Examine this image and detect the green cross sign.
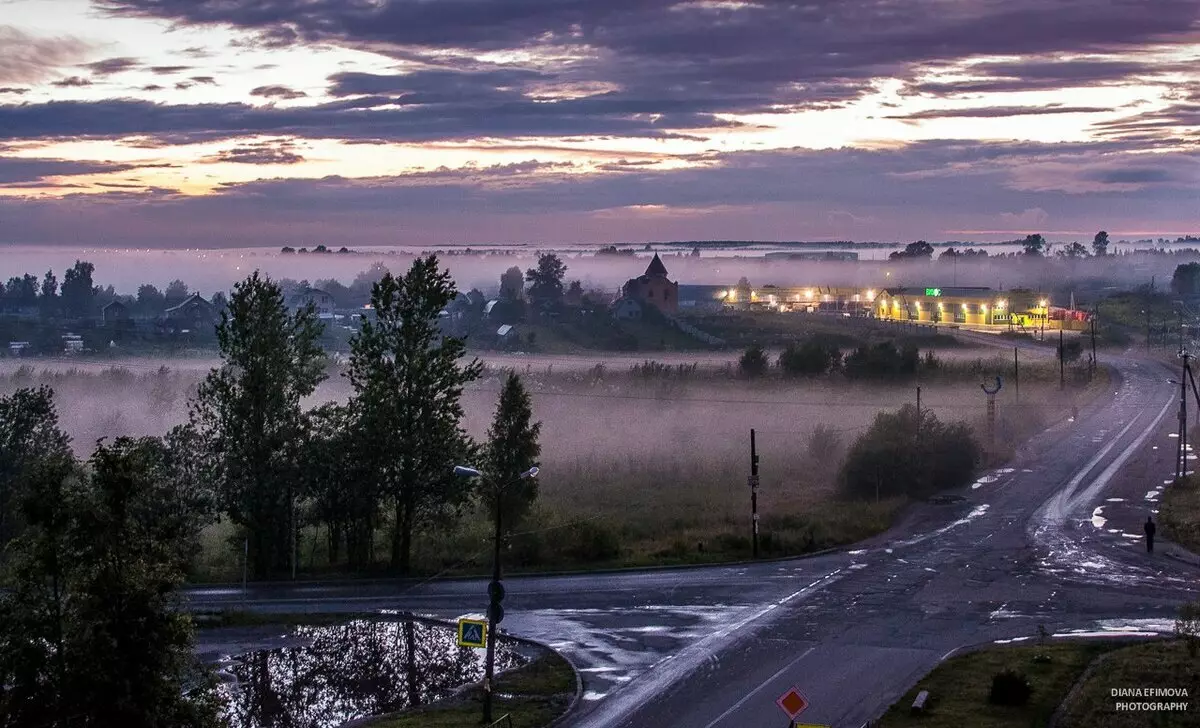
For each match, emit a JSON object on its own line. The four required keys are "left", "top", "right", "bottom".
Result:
{"left": 924, "top": 288, "right": 942, "bottom": 297}
{"left": 457, "top": 618, "right": 487, "bottom": 648}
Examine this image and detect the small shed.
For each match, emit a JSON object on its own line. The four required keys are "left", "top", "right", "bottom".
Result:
{"left": 102, "top": 300, "right": 129, "bottom": 325}
{"left": 611, "top": 297, "right": 643, "bottom": 321}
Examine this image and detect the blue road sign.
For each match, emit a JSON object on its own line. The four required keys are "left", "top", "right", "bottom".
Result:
{"left": 457, "top": 618, "right": 487, "bottom": 648}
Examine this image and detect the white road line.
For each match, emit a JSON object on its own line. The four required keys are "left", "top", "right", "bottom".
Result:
{"left": 701, "top": 646, "right": 817, "bottom": 728}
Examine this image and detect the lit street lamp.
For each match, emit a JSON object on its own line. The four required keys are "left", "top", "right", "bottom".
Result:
{"left": 453, "top": 463, "right": 540, "bottom": 724}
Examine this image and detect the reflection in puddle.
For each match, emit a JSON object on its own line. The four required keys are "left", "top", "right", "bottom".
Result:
{"left": 218, "top": 618, "right": 526, "bottom": 728}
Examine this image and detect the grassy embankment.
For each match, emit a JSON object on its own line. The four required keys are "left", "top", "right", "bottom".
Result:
{"left": 363, "top": 650, "right": 576, "bottom": 728}
{"left": 878, "top": 639, "right": 1199, "bottom": 728}
{"left": 1160, "top": 475, "right": 1200, "bottom": 554}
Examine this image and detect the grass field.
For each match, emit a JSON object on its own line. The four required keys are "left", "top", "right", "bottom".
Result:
{"left": 1054, "top": 640, "right": 1200, "bottom": 727}
{"left": 877, "top": 641, "right": 1124, "bottom": 728}
{"left": 365, "top": 650, "right": 575, "bottom": 728}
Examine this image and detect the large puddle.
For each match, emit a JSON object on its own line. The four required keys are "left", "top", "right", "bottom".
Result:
{"left": 217, "top": 618, "right": 528, "bottom": 728}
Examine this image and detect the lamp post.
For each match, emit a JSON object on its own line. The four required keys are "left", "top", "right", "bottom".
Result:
{"left": 453, "top": 463, "right": 540, "bottom": 724}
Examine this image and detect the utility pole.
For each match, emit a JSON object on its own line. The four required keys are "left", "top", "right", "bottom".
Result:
{"left": 749, "top": 428, "right": 759, "bottom": 559}
{"left": 1090, "top": 311, "right": 1098, "bottom": 380}
{"left": 1178, "top": 352, "right": 1190, "bottom": 481}
{"left": 1059, "top": 329, "right": 1065, "bottom": 389}
{"left": 1014, "top": 347, "right": 1019, "bottom": 404}
{"left": 1146, "top": 309, "right": 1152, "bottom": 351}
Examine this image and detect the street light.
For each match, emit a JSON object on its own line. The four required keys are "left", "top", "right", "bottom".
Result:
{"left": 453, "top": 463, "right": 539, "bottom": 724}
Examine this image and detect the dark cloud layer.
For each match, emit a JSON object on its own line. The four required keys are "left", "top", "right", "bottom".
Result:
{"left": 250, "top": 84, "right": 307, "bottom": 100}
{"left": 50, "top": 76, "right": 92, "bottom": 88}
{"left": 0, "top": 96, "right": 740, "bottom": 144}
{"left": 887, "top": 105, "right": 1111, "bottom": 120}
{"left": 0, "top": 157, "right": 139, "bottom": 185}
{"left": 1, "top": 141, "right": 1192, "bottom": 246}
{"left": 83, "top": 56, "right": 140, "bottom": 76}
{"left": 206, "top": 140, "right": 305, "bottom": 165}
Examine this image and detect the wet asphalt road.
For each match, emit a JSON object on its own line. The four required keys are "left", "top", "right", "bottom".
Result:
{"left": 188, "top": 349, "right": 1200, "bottom": 728}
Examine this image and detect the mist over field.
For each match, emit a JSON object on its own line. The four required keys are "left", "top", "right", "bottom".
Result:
{"left": 3, "top": 244, "right": 1197, "bottom": 300}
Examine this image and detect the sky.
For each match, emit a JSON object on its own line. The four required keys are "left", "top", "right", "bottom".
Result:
{"left": 0, "top": 0, "right": 1197, "bottom": 248}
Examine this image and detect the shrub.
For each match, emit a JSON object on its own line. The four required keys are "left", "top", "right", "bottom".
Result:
{"left": 843, "top": 341, "right": 920, "bottom": 380}
{"left": 807, "top": 425, "right": 843, "bottom": 471}
{"left": 838, "top": 404, "right": 981, "bottom": 501}
{"left": 779, "top": 340, "right": 841, "bottom": 377}
{"left": 739, "top": 345, "right": 769, "bottom": 378}
{"left": 1175, "top": 600, "right": 1200, "bottom": 657}
{"left": 1058, "top": 338, "right": 1083, "bottom": 363}
{"left": 988, "top": 670, "right": 1032, "bottom": 706}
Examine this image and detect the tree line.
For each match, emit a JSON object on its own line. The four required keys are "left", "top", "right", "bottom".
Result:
{"left": 0, "top": 255, "right": 542, "bottom": 723}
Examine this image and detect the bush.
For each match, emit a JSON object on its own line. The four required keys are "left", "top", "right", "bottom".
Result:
{"left": 988, "top": 669, "right": 1032, "bottom": 706}
{"left": 807, "top": 425, "right": 843, "bottom": 471}
{"left": 739, "top": 345, "right": 769, "bottom": 378}
{"left": 843, "top": 341, "right": 920, "bottom": 380}
{"left": 779, "top": 340, "right": 841, "bottom": 377}
{"left": 1058, "top": 338, "right": 1083, "bottom": 363}
{"left": 1175, "top": 600, "right": 1200, "bottom": 657}
{"left": 838, "top": 404, "right": 981, "bottom": 501}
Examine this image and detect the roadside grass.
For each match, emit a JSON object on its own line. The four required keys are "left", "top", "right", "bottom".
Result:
{"left": 1055, "top": 640, "right": 1200, "bottom": 727}
{"left": 1160, "top": 476, "right": 1200, "bottom": 555}
{"left": 678, "top": 311, "right": 968, "bottom": 351}
{"left": 877, "top": 641, "right": 1125, "bottom": 728}
{"left": 364, "top": 651, "right": 575, "bottom": 728}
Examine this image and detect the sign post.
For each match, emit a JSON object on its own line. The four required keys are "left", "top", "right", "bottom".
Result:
{"left": 776, "top": 687, "right": 809, "bottom": 722}
{"left": 457, "top": 618, "right": 488, "bottom": 649}
{"left": 750, "top": 429, "right": 759, "bottom": 559}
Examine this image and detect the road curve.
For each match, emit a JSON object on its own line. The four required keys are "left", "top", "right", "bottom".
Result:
{"left": 188, "top": 349, "right": 1200, "bottom": 728}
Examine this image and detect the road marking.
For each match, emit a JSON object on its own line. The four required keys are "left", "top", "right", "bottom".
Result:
{"left": 701, "top": 647, "right": 817, "bottom": 728}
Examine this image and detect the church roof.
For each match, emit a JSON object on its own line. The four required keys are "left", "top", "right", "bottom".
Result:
{"left": 644, "top": 253, "right": 669, "bottom": 278}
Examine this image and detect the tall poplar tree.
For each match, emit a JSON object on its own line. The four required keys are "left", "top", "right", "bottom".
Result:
{"left": 347, "top": 256, "right": 481, "bottom": 573}
{"left": 192, "top": 271, "right": 325, "bottom": 579}
{"left": 481, "top": 373, "right": 541, "bottom": 532}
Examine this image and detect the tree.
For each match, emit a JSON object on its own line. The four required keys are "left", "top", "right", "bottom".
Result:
{"left": 481, "top": 373, "right": 542, "bottom": 532}
{"left": 136, "top": 284, "right": 165, "bottom": 316}
{"left": 347, "top": 256, "right": 481, "bottom": 573}
{"left": 739, "top": 345, "right": 769, "bottom": 378}
{"left": 1057, "top": 241, "right": 1089, "bottom": 259}
{"left": 191, "top": 271, "right": 326, "bottom": 578}
{"left": 838, "top": 404, "right": 980, "bottom": 501}
{"left": 60, "top": 260, "right": 95, "bottom": 317}
{"left": 0, "top": 436, "right": 222, "bottom": 727}
{"left": 779, "top": 340, "right": 841, "bottom": 377}
{"left": 525, "top": 253, "right": 567, "bottom": 310}
{"left": 843, "top": 341, "right": 920, "bottom": 380}
{"left": 0, "top": 387, "right": 72, "bottom": 557}
{"left": 4, "top": 275, "right": 37, "bottom": 311}
{"left": 889, "top": 240, "right": 934, "bottom": 260}
{"left": 1059, "top": 339, "right": 1084, "bottom": 363}
{"left": 1021, "top": 234, "right": 1047, "bottom": 257}
{"left": 350, "top": 262, "right": 390, "bottom": 305}
{"left": 301, "top": 403, "right": 376, "bottom": 569}
{"left": 164, "top": 279, "right": 190, "bottom": 305}
{"left": 1092, "top": 230, "right": 1110, "bottom": 257}
{"left": 38, "top": 271, "right": 57, "bottom": 316}
{"left": 500, "top": 266, "right": 525, "bottom": 303}
{"left": 1172, "top": 263, "right": 1200, "bottom": 296}
{"left": 210, "top": 291, "right": 228, "bottom": 311}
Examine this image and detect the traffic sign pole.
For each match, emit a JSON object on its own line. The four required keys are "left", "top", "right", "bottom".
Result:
{"left": 750, "top": 428, "right": 759, "bottom": 559}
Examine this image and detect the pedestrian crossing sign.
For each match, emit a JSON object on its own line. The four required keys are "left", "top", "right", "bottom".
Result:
{"left": 457, "top": 618, "right": 487, "bottom": 648}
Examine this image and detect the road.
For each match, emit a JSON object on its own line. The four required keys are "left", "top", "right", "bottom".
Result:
{"left": 188, "top": 348, "right": 1200, "bottom": 728}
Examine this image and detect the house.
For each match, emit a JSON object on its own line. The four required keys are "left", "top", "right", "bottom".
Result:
{"left": 102, "top": 300, "right": 129, "bottom": 325}
{"left": 621, "top": 253, "right": 679, "bottom": 313}
{"left": 163, "top": 293, "right": 216, "bottom": 331}
{"left": 62, "top": 334, "right": 83, "bottom": 354}
{"left": 611, "top": 297, "right": 643, "bottom": 321}
{"left": 288, "top": 288, "right": 336, "bottom": 319}
{"left": 7, "top": 341, "right": 30, "bottom": 357}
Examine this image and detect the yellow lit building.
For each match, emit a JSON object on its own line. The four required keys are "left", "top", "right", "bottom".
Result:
{"left": 874, "top": 287, "right": 1040, "bottom": 326}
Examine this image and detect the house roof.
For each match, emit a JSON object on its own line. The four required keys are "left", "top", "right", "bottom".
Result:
{"left": 164, "top": 293, "right": 211, "bottom": 313}
{"left": 497, "top": 324, "right": 514, "bottom": 337}
{"left": 644, "top": 253, "right": 669, "bottom": 278}
{"left": 102, "top": 300, "right": 127, "bottom": 310}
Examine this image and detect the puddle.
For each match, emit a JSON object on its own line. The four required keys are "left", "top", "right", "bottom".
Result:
{"left": 217, "top": 618, "right": 527, "bottom": 728}
{"left": 1105, "top": 498, "right": 1125, "bottom": 502}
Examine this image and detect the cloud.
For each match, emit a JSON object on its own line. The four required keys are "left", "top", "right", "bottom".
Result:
{"left": 886, "top": 105, "right": 1112, "bottom": 120}
{"left": 51, "top": 76, "right": 92, "bottom": 88}
{"left": 139, "top": 84, "right": 164, "bottom": 91}
{"left": 0, "top": 96, "right": 740, "bottom": 145}
{"left": 149, "top": 65, "right": 190, "bottom": 75}
{"left": 83, "top": 56, "right": 140, "bottom": 76}
{"left": 190, "top": 75, "right": 217, "bottom": 85}
{"left": 0, "top": 25, "right": 92, "bottom": 84}
{"left": 3, "top": 139, "right": 1192, "bottom": 247}
{"left": 250, "top": 84, "right": 307, "bottom": 100}
{"left": 906, "top": 58, "right": 1191, "bottom": 96}
{"left": 0, "top": 156, "right": 140, "bottom": 184}
{"left": 0, "top": 87, "right": 29, "bottom": 95}
{"left": 205, "top": 140, "right": 305, "bottom": 165}
{"left": 94, "top": 0, "right": 1200, "bottom": 121}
